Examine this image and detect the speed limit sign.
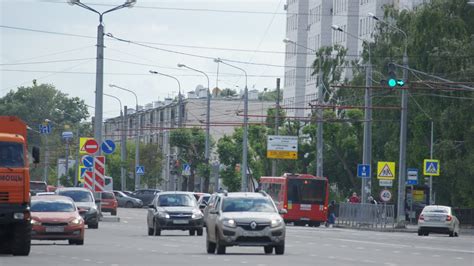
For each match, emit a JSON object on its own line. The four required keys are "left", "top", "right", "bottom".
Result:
{"left": 380, "top": 189, "right": 392, "bottom": 202}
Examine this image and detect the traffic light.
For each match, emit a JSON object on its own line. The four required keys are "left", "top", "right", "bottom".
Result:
{"left": 384, "top": 63, "right": 405, "bottom": 89}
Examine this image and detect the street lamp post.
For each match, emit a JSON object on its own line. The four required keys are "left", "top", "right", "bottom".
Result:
{"left": 68, "top": 0, "right": 136, "bottom": 157}
{"left": 332, "top": 24, "right": 373, "bottom": 204}
{"left": 149, "top": 70, "right": 183, "bottom": 191}
{"left": 109, "top": 84, "right": 140, "bottom": 190}
{"left": 369, "top": 12, "right": 409, "bottom": 224}
{"left": 177, "top": 64, "right": 210, "bottom": 192}
{"left": 214, "top": 58, "right": 249, "bottom": 192}
{"left": 283, "top": 38, "right": 324, "bottom": 178}
{"left": 104, "top": 93, "right": 125, "bottom": 191}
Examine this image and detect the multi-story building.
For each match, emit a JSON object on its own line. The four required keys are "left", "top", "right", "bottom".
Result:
{"left": 282, "top": 0, "right": 426, "bottom": 116}
{"left": 103, "top": 88, "right": 274, "bottom": 190}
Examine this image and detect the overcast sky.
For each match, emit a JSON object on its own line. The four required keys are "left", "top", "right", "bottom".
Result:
{"left": 1, "top": 0, "right": 286, "bottom": 119}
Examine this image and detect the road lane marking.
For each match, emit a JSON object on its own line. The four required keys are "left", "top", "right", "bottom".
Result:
{"left": 356, "top": 247, "right": 365, "bottom": 250}
{"left": 392, "top": 250, "right": 401, "bottom": 254}
{"left": 333, "top": 238, "right": 474, "bottom": 254}
{"left": 455, "top": 257, "right": 464, "bottom": 260}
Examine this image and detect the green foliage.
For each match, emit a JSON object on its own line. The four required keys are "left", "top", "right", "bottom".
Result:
{"left": 219, "top": 88, "right": 237, "bottom": 97}
{"left": 170, "top": 128, "right": 209, "bottom": 191}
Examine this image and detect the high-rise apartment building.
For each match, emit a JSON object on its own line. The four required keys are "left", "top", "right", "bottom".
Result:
{"left": 282, "top": 0, "right": 426, "bottom": 116}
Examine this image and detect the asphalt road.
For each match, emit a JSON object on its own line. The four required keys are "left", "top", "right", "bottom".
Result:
{"left": 2, "top": 208, "right": 473, "bottom": 266}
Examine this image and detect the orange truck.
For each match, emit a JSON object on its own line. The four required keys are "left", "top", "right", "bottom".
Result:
{"left": 0, "top": 116, "right": 40, "bottom": 256}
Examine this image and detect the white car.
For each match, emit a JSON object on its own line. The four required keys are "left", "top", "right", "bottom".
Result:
{"left": 417, "top": 205, "right": 460, "bottom": 237}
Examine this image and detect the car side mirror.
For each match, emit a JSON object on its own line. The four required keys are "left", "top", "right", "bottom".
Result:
{"left": 199, "top": 203, "right": 207, "bottom": 208}
{"left": 95, "top": 199, "right": 101, "bottom": 203}
{"left": 32, "top": 146, "right": 40, "bottom": 164}
{"left": 209, "top": 209, "right": 219, "bottom": 214}
{"left": 279, "top": 209, "right": 288, "bottom": 215}
{"left": 148, "top": 204, "right": 155, "bottom": 209}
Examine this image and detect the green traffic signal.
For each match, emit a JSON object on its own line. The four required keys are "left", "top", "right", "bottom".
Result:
{"left": 397, "top": 80, "right": 405, "bottom": 86}
{"left": 388, "top": 78, "right": 397, "bottom": 87}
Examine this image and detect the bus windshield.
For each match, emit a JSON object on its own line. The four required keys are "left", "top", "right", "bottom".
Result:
{"left": 287, "top": 179, "right": 326, "bottom": 204}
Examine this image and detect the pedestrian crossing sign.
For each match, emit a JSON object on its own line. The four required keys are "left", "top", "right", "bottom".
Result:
{"left": 423, "top": 159, "right": 440, "bottom": 176}
{"left": 377, "top": 161, "right": 396, "bottom": 180}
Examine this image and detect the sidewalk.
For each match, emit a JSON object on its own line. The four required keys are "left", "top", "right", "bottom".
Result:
{"left": 334, "top": 223, "right": 474, "bottom": 235}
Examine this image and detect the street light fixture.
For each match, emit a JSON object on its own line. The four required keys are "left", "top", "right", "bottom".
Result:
{"left": 369, "top": 12, "right": 410, "bottom": 225}
{"left": 214, "top": 58, "right": 249, "bottom": 192}
{"left": 68, "top": 0, "right": 136, "bottom": 158}
{"left": 109, "top": 84, "right": 141, "bottom": 190}
{"left": 332, "top": 24, "right": 373, "bottom": 204}
{"left": 177, "top": 63, "right": 211, "bottom": 191}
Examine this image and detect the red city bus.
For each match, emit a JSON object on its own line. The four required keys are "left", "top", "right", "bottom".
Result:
{"left": 260, "top": 173, "right": 329, "bottom": 226}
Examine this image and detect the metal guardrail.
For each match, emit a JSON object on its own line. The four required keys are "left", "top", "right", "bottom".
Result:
{"left": 337, "top": 202, "right": 395, "bottom": 229}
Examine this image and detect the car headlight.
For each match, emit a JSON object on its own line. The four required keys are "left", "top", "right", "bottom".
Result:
{"left": 192, "top": 210, "right": 203, "bottom": 219}
{"left": 158, "top": 212, "right": 170, "bottom": 219}
{"left": 69, "top": 218, "right": 83, "bottom": 225}
{"left": 31, "top": 219, "right": 41, "bottom": 226}
{"left": 271, "top": 218, "right": 283, "bottom": 228}
{"left": 223, "top": 219, "right": 236, "bottom": 228}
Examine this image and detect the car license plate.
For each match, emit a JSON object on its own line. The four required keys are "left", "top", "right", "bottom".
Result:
{"left": 173, "top": 220, "right": 189, "bottom": 224}
{"left": 242, "top": 231, "right": 261, "bottom": 237}
{"left": 45, "top": 226, "right": 64, "bottom": 233}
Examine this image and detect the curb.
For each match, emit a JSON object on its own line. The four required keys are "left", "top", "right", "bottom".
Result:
{"left": 334, "top": 225, "right": 474, "bottom": 235}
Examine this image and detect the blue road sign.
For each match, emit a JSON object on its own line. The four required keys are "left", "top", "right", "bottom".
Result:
{"left": 357, "top": 164, "right": 371, "bottom": 178}
{"left": 82, "top": 155, "right": 94, "bottom": 168}
{"left": 39, "top": 124, "right": 52, "bottom": 134}
{"left": 407, "top": 168, "right": 418, "bottom": 185}
{"left": 136, "top": 166, "right": 145, "bottom": 175}
{"left": 101, "top": 139, "right": 116, "bottom": 154}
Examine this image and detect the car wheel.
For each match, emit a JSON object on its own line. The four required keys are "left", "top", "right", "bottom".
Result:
{"left": 206, "top": 232, "right": 216, "bottom": 254}
{"left": 455, "top": 231, "right": 459, "bottom": 237}
{"left": 215, "top": 230, "right": 226, "bottom": 255}
{"left": 154, "top": 221, "right": 161, "bottom": 236}
{"left": 197, "top": 228, "right": 203, "bottom": 236}
{"left": 449, "top": 231, "right": 454, "bottom": 237}
{"left": 11, "top": 223, "right": 31, "bottom": 256}
{"left": 126, "top": 201, "right": 134, "bottom": 208}
{"left": 111, "top": 210, "right": 117, "bottom": 216}
{"left": 264, "top": 246, "right": 273, "bottom": 254}
{"left": 148, "top": 227, "right": 154, "bottom": 236}
{"left": 69, "top": 239, "right": 84, "bottom": 245}
{"left": 88, "top": 223, "right": 99, "bottom": 229}
{"left": 417, "top": 230, "right": 423, "bottom": 236}
{"left": 189, "top": 230, "right": 196, "bottom": 236}
{"left": 275, "top": 242, "right": 285, "bottom": 255}
{"left": 423, "top": 232, "right": 429, "bottom": 236}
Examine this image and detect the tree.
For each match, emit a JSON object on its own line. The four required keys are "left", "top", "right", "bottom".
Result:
{"left": 170, "top": 128, "right": 208, "bottom": 192}
{"left": 219, "top": 88, "right": 237, "bottom": 97}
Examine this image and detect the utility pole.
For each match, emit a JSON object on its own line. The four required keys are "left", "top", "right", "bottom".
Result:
{"left": 397, "top": 49, "right": 409, "bottom": 225}
{"left": 135, "top": 107, "right": 141, "bottom": 190}
{"left": 121, "top": 106, "right": 127, "bottom": 191}
{"left": 271, "top": 78, "right": 280, "bottom": 176}
{"left": 316, "top": 59, "right": 324, "bottom": 177}
{"left": 429, "top": 120, "right": 434, "bottom": 204}
{"left": 74, "top": 126, "right": 80, "bottom": 187}
{"left": 362, "top": 53, "right": 373, "bottom": 204}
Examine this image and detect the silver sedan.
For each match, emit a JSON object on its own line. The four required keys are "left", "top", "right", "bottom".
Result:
{"left": 417, "top": 205, "right": 460, "bottom": 237}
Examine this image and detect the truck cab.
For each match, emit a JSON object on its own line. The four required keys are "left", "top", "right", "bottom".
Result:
{"left": 0, "top": 116, "right": 40, "bottom": 256}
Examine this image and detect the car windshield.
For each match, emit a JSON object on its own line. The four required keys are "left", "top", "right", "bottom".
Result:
{"left": 102, "top": 192, "right": 115, "bottom": 199}
{"left": 0, "top": 142, "right": 24, "bottom": 168}
{"left": 222, "top": 197, "right": 276, "bottom": 213}
{"left": 31, "top": 200, "right": 75, "bottom": 212}
{"left": 30, "top": 182, "right": 47, "bottom": 191}
{"left": 58, "top": 191, "right": 93, "bottom": 202}
{"left": 424, "top": 206, "right": 449, "bottom": 213}
{"left": 157, "top": 194, "right": 195, "bottom": 207}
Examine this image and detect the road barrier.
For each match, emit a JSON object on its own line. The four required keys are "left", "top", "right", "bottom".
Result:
{"left": 337, "top": 203, "right": 395, "bottom": 229}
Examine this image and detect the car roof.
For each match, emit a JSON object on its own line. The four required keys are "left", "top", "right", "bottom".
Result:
{"left": 56, "top": 187, "right": 92, "bottom": 193}
{"left": 31, "top": 195, "right": 74, "bottom": 202}
{"left": 222, "top": 192, "right": 267, "bottom": 198}
{"left": 157, "top": 191, "right": 194, "bottom": 196}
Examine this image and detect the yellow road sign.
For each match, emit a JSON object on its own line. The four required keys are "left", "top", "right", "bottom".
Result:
{"left": 79, "top": 137, "right": 93, "bottom": 155}
{"left": 266, "top": 150, "right": 297, "bottom": 160}
{"left": 377, "top": 161, "right": 396, "bottom": 180}
{"left": 423, "top": 159, "right": 440, "bottom": 176}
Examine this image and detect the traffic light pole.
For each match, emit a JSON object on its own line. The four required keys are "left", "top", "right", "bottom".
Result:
{"left": 362, "top": 60, "right": 373, "bottom": 204}
{"left": 397, "top": 51, "right": 409, "bottom": 225}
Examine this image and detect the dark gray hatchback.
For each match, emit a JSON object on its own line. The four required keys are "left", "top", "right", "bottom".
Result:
{"left": 146, "top": 192, "right": 204, "bottom": 236}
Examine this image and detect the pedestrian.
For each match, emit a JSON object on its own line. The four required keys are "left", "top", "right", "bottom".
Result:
{"left": 349, "top": 192, "right": 360, "bottom": 203}
{"left": 326, "top": 200, "right": 336, "bottom": 228}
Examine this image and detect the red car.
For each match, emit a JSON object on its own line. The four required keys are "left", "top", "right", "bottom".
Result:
{"left": 100, "top": 191, "right": 118, "bottom": 216}
{"left": 30, "top": 195, "right": 85, "bottom": 245}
